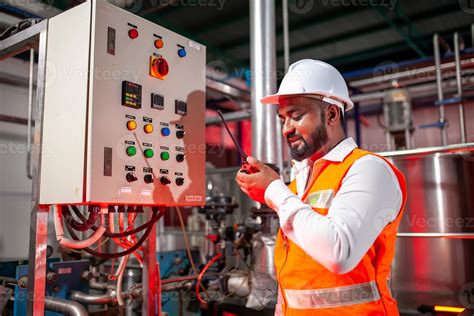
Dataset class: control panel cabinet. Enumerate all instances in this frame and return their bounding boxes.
[40,0,206,206]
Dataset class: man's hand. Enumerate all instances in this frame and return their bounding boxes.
[236,156,280,204]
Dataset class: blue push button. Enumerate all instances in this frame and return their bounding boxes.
[161,127,171,136]
[178,48,186,58]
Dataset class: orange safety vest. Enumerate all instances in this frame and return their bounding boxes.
[274,148,407,316]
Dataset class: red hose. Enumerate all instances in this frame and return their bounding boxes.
[196,253,222,304]
[110,213,143,264]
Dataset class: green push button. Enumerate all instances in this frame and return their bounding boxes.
[144,148,154,158]
[160,151,170,161]
[126,146,136,156]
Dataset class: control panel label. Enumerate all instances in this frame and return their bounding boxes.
[125,165,135,171]
[125,140,135,145]
[143,142,152,147]
[176,124,184,130]
[107,27,115,55]
[175,146,184,152]
[126,114,136,119]
[104,147,112,176]
[160,169,169,174]
[160,146,169,150]
[185,194,203,202]
[144,167,153,173]
[143,116,152,123]
[160,122,169,127]
[175,172,183,176]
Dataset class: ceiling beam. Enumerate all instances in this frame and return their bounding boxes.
[237,3,461,65]
[374,6,426,57]
[221,5,367,51]
[327,26,471,67]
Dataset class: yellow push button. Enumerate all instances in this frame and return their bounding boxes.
[127,120,137,131]
[144,124,154,134]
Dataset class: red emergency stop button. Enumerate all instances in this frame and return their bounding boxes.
[128,29,139,39]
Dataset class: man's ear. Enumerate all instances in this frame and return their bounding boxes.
[327,104,340,126]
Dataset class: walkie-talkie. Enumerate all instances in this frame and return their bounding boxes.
[217,110,258,174]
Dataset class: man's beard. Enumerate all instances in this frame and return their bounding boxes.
[287,124,328,161]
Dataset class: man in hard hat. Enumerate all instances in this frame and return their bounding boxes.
[236,59,406,315]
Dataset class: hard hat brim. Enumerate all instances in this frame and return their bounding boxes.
[260,92,354,111]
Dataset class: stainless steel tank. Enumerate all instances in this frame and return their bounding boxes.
[381,143,474,312]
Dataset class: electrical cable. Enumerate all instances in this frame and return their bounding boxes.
[116,254,130,306]
[195,252,222,304]
[108,212,143,264]
[54,205,106,249]
[62,206,98,232]
[175,207,210,298]
[175,207,198,275]
[64,209,162,259]
[67,205,160,238]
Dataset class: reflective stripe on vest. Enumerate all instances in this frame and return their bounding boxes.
[284,281,381,309]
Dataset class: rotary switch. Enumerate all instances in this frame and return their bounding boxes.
[150,56,169,80]
[126,172,138,182]
[176,154,185,162]
[175,177,185,186]
[160,176,171,185]
[144,174,154,184]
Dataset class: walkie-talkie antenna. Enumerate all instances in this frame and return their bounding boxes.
[217,110,248,160]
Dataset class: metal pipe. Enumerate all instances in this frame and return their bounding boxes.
[206,110,251,125]
[69,288,135,305]
[44,296,88,316]
[89,278,116,291]
[250,0,279,165]
[379,142,474,157]
[454,32,467,143]
[282,0,290,71]
[0,114,28,125]
[349,57,474,88]
[397,233,474,239]
[26,26,48,316]
[433,33,448,145]
[27,48,34,179]
[354,102,361,146]
[162,281,193,292]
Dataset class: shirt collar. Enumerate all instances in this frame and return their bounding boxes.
[320,137,358,162]
[291,137,358,170]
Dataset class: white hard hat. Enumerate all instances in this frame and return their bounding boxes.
[261,59,354,111]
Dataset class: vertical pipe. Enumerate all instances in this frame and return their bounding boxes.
[27,48,34,179]
[433,34,447,145]
[354,102,361,147]
[454,32,466,143]
[282,0,290,71]
[142,207,158,316]
[250,0,279,165]
[27,28,48,316]
[282,0,291,174]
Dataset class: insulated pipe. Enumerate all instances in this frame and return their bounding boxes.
[69,289,131,305]
[433,34,448,145]
[44,296,88,316]
[250,0,281,166]
[454,32,467,143]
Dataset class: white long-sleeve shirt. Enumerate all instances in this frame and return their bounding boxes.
[264,137,402,275]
